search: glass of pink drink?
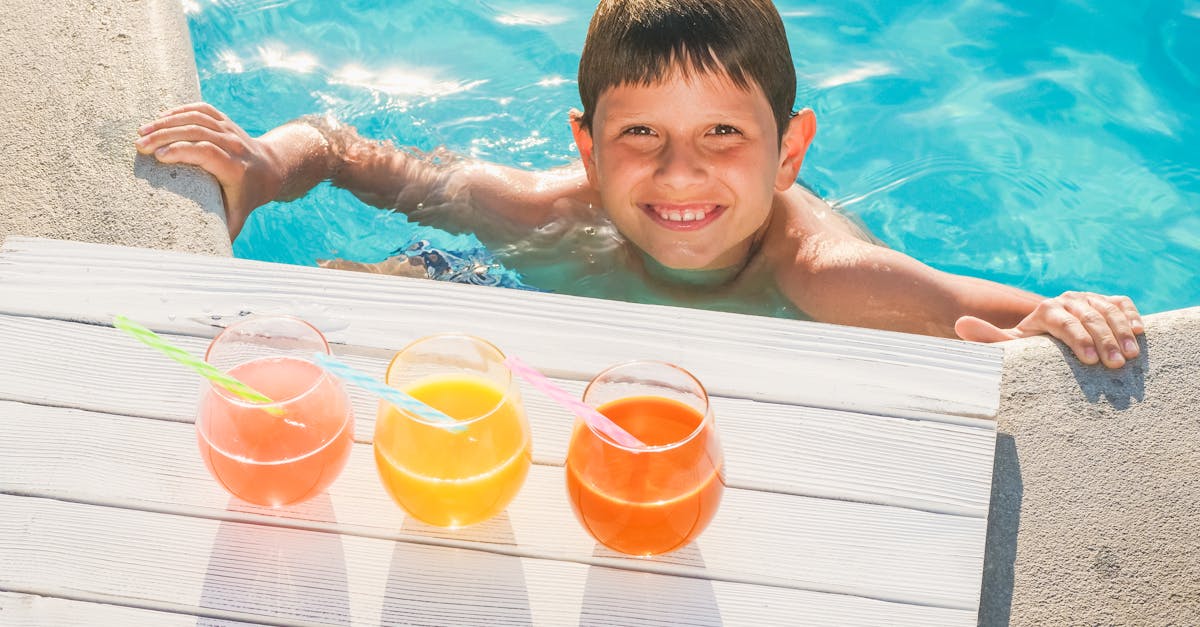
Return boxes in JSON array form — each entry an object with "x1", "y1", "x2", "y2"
[{"x1": 196, "y1": 315, "x2": 354, "y2": 507}]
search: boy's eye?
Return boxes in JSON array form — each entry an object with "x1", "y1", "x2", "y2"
[
  {"x1": 621, "y1": 125, "x2": 655, "y2": 137},
  {"x1": 710, "y1": 124, "x2": 742, "y2": 136}
]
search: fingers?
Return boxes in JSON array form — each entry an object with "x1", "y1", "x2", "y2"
[
  {"x1": 1041, "y1": 292, "x2": 1141, "y2": 368},
  {"x1": 954, "y1": 315, "x2": 1017, "y2": 343},
  {"x1": 1110, "y1": 294, "x2": 1144, "y2": 335},
  {"x1": 1031, "y1": 300, "x2": 1104, "y2": 365},
  {"x1": 136, "y1": 124, "x2": 243, "y2": 158},
  {"x1": 138, "y1": 110, "x2": 227, "y2": 138},
  {"x1": 1087, "y1": 294, "x2": 1142, "y2": 360},
  {"x1": 150, "y1": 140, "x2": 241, "y2": 184},
  {"x1": 1057, "y1": 297, "x2": 1120, "y2": 367},
  {"x1": 157, "y1": 102, "x2": 228, "y2": 122}
]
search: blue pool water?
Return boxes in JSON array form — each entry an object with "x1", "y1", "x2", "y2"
[{"x1": 186, "y1": 0, "x2": 1200, "y2": 314}]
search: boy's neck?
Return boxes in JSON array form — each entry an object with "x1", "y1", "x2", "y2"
[
  {"x1": 638, "y1": 252, "x2": 749, "y2": 288},
  {"x1": 635, "y1": 216, "x2": 772, "y2": 289}
]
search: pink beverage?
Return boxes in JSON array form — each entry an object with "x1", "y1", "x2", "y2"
[{"x1": 196, "y1": 316, "x2": 354, "y2": 507}]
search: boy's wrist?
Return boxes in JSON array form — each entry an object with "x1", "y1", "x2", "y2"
[
  {"x1": 263, "y1": 116, "x2": 346, "y2": 201},
  {"x1": 294, "y1": 114, "x2": 350, "y2": 181}
]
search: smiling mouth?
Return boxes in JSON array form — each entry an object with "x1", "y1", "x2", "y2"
[{"x1": 640, "y1": 203, "x2": 725, "y2": 230}]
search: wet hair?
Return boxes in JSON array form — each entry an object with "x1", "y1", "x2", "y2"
[{"x1": 577, "y1": 0, "x2": 796, "y2": 140}]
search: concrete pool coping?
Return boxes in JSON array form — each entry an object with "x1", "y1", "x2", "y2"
[{"x1": 1, "y1": 0, "x2": 1197, "y2": 623}]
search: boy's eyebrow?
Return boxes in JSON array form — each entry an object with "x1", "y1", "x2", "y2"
[
  {"x1": 599, "y1": 111, "x2": 766, "y2": 131},
  {"x1": 601, "y1": 106, "x2": 764, "y2": 124}
]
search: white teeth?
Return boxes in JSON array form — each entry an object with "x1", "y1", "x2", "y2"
[{"x1": 655, "y1": 207, "x2": 709, "y2": 222}]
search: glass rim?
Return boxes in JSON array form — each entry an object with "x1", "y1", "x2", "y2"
[
  {"x1": 203, "y1": 314, "x2": 333, "y2": 409},
  {"x1": 384, "y1": 332, "x2": 514, "y2": 428},
  {"x1": 580, "y1": 359, "x2": 714, "y2": 452}
]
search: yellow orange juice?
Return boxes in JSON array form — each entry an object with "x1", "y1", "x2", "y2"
[{"x1": 374, "y1": 373, "x2": 531, "y2": 527}]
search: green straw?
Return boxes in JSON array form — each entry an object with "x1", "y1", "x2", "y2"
[{"x1": 112, "y1": 315, "x2": 283, "y2": 416}]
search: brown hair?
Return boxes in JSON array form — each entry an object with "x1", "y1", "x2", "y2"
[{"x1": 577, "y1": 0, "x2": 796, "y2": 140}]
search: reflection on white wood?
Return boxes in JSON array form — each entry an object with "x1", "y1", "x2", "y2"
[
  {"x1": 0, "y1": 495, "x2": 977, "y2": 626},
  {"x1": 0, "y1": 237, "x2": 1003, "y2": 421},
  {"x1": 0, "y1": 401, "x2": 987, "y2": 610},
  {"x1": 0, "y1": 314, "x2": 996, "y2": 516}
]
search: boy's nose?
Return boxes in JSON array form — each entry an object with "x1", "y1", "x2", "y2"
[{"x1": 653, "y1": 140, "x2": 707, "y2": 190}]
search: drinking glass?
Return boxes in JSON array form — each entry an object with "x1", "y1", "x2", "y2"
[
  {"x1": 196, "y1": 315, "x2": 354, "y2": 507},
  {"x1": 374, "y1": 333, "x2": 532, "y2": 527},
  {"x1": 566, "y1": 360, "x2": 725, "y2": 556}
]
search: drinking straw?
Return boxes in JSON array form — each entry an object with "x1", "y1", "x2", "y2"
[
  {"x1": 112, "y1": 315, "x2": 283, "y2": 416},
  {"x1": 310, "y1": 352, "x2": 463, "y2": 431},
  {"x1": 503, "y1": 356, "x2": 646, "y2": 449}
]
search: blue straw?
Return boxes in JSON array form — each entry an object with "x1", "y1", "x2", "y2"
[{"x1": 311, "y1": 352, "x2": 464, "y2": 432}]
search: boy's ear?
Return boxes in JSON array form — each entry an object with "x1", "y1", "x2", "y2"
[
  {"x1": 568, "y1": 109, "x2": 599, "y2": 186},
  {"x1": 775, "y1": 108, "x2": 817, "y2": 192}
]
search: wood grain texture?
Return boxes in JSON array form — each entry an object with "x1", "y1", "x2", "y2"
[
  {"x1": 0, "y1": 496, "x2": 977, "y2": 626},
  {"x1": 0, "y1": 314, "x2": 996, "y2": 517},
  {"x1": 0, "y1": 237, "x2": 1003, "y2": 421}
]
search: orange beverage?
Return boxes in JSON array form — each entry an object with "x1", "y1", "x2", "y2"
[
  {"x1": 196, "y1": 316, "x2": 354, "y2": 508},
  {"x1": 375, "y1": 334, "x2": 531, "y2": 527},
  {"x1": 565, "y1": 361, "x2": 724, "y2": 556},
  {"x1": 567, "y1": 396, "x2": 724, "y2": 555}
]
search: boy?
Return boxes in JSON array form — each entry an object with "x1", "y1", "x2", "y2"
[{"x1": 136, "y1": 0, "x2": 1142, "y2": 368}]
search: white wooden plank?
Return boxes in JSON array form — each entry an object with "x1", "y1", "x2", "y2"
[
  {"x1": 0, "y1": 236, "x2": 1003, "y2": 421},
  {"x1": 0, "y1": 495, "x2": 976, "y2": 626},
  {"x1": 0, "y1": 592, "x2": 259, "y2": 626},
  {"x1": 0, "y1": 401, "x2": 988, "y2": 610},
  {"x1": 0, "y1": 314, "x2": 996, "y2": 516}
]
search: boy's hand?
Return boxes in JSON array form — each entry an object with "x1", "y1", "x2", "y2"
[
  {"x1": 135, "y1": 102, "x2": 283, "y2": 239},
  {"x1": 317, "y1": 256, "x2": 429, "y2": 279},
  {"x1": 955, "y1": 292, "x2": 1144, "y2": 368}
]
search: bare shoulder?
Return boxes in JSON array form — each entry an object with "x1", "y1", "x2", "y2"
[
  {"x1": 765, "y1": 185, "x2": 882, "y2": 272},
  {"x1": 787, "y1": 185, "x2": 878, "y2": 244},
  {"x1": 764, "y1": 185, "x2": 927, "y2": 318}
]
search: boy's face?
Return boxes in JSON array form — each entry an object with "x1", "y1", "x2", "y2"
[{"x1": 572, "y1": 69, "x2": 806, "y2": 272}]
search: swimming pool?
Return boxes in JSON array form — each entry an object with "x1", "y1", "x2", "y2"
[{"x1": 186, "y1": 0, "x2": 1200, "y2": 315}]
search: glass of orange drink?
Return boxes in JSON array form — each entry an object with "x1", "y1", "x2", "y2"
[
  {"x1": 374, "y1": 333, "x2": 532, "y2": 527},
  {"x1": 566, "y1": 360, "x2": 725, "y2": 556},
  {"x1": 196, "y1": 315, "x2": 355, "y2": 507}
]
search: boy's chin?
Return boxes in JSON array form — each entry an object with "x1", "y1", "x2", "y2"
[{"x1": 642, "y1": 249, "x2": 728, "y2": 273}]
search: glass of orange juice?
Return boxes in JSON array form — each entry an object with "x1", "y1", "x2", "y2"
[
  {"x1": 196, "y1": 315, "x2": 354, "y2": 507},
  {"x1": 374, "y1": 333, "x2": 532, "y2": 527},
  {"x1": 566, "y1": 360, "x2": 725, "y2": 556}
]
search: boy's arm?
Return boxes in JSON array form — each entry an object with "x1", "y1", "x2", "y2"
[
  {"x1": 136, "y1": 103, "x2": 595, "y2": 241},
  {"x1": 329, "y1": 129, "x2": 597, "y2": 237},
  {"x1": 775, "y1": 234, "x2": 1143, "y2": 368}
]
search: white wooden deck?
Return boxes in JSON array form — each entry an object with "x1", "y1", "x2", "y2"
[{"x1": 0, "y1": 237, "x2": 1001, "y2": 626}]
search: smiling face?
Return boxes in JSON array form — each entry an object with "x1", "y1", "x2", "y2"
[{"x1": 572, "y1": 69, "x2": 810, "y2": 272}]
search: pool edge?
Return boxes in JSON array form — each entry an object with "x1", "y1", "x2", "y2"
[
  {"x1": 980, "y1": 304, "x2": 1200, "y2": 625},
  {"x1": 0, "y1": 0, "x2": 229, "y2": 256}
]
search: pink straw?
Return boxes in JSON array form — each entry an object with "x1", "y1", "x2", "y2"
[{"x1": 504, "y1": 356, "x2": 646, "y2": 449}]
